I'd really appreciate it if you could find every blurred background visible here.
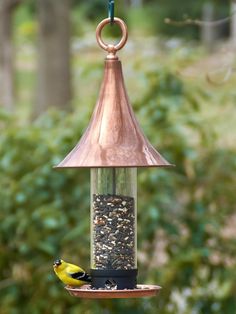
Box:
[0,0,236,313]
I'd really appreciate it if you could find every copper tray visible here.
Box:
[65,284,161,299]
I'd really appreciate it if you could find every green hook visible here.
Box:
[108,0,114,25]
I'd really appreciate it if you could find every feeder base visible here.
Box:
[65,284,161,299]
[91,268,137,290]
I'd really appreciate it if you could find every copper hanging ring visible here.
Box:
[96,17,128,59]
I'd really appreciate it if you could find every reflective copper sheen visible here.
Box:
[56,19,172,168]
[65,284,161,299]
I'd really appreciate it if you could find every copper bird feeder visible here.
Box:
[56,17,172,298]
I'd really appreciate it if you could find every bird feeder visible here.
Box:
[55,17,172,299]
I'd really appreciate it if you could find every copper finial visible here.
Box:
[56,18,172,168]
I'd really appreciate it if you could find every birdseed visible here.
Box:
[92,194,135,270]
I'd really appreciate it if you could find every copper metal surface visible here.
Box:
[96,17,128,60]
[65,284,161,299]
[56,19,172,168]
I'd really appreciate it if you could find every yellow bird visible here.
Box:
[53,259,91,287]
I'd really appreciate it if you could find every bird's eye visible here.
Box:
[54,259,62,266]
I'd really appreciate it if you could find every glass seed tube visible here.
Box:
[90,167,137,289]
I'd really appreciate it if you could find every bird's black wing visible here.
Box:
[70,271,91,282]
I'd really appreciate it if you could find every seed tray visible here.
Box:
[65,284,161,299]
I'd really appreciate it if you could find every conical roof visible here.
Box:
[56,58,172,168]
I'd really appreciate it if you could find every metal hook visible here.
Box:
[108,0,114,25]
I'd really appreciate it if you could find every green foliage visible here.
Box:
[0,59,236,314]
[14,1,37,42]
[134,65,236,314]
[0,111,91,313]
[2,0,234,312]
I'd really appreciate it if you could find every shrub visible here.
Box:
[0,64,235,313]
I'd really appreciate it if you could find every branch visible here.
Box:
[165,8,236,85]
[177,66,235,86]
[206,67,234,85]
[164,11,236,27]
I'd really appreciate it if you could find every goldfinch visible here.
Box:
[53,259,91,287]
